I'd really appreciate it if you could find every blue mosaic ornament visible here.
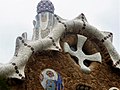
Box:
[40,69,64,90]
[37,0,55,14]
[56,73,64,90]
[40,69,58,89]
[46,80,56,90]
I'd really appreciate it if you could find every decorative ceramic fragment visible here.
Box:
[40,69,63,90]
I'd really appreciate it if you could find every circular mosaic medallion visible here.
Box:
[40,69,58,89]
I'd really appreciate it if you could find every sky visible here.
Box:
[0,0,119,63]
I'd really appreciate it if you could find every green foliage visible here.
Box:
[0,77,10,90]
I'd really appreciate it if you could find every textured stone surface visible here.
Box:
[8,35,120,90]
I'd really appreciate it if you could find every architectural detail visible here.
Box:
[0,0,120,89]
[40,69,63,90]
[40,69,58,89]
[37,0,54,14]
[0,0,119,79]
[64,35,101,73]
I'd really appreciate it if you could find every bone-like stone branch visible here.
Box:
[101,31,113,42]
[22,32,27,40]
[0,23,65,79]
[14,37,22,56]
[14,32,28,56]
[64,35,102,73]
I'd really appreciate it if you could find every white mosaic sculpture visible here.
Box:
[0,0,120,79]
[64,35,102,73]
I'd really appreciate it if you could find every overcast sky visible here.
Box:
[0,0,119,63]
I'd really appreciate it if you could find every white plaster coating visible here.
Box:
[32,12,57,40]
[64,35,102,73]
[14,37,21,56]
[109,87,119,90]
[101,31,113,42]
[22,32,27,40]
[32,12,61,51]
[74,14,88,23]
